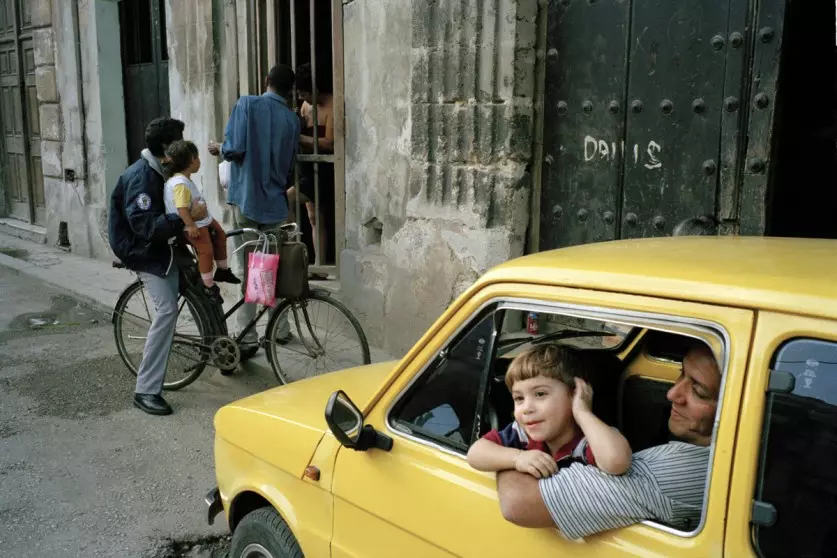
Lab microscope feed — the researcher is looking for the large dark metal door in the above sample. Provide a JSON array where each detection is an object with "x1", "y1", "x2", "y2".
[
  {"x1": 539, "y1": 0, "x2": 779, "y2": 249},
  {"x1": 119, "y1": 0, "x2": 170, "y2": 163},
  {"x1": 0, "y1": 0, "x2": 45, "y2": 225}
]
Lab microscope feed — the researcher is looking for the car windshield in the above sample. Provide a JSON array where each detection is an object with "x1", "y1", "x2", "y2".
[{"x1": 497, "y1": 311, "x2": 635, "y2": 357}]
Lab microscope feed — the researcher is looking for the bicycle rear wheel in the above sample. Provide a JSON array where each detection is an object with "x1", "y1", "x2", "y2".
[
  {"x1": 113, "y1": 280, "x2": 212, "y2": 390},
  {"x1": 263, "y1": 290, "x2": 371, "y2": 384}
]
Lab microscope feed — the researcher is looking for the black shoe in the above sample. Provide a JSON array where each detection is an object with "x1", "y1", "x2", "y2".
[
  {"x1": 239, "y1": 344, "x2": 260, "y2": 362},
  {"x1": 274, "y1": 332, "x2": 292, "y2": 345},
  {"x1": 133, "y1": 393, "x2": 173, "y2": 416},
  {"x1": 214, "y1": 268, "x2": 242, "y2": 284},
  {"x1": 205, "y1": 284, "x2": 224, "y2": 305}
]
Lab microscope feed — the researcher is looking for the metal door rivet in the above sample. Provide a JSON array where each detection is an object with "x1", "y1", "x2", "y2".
[
  {"x1": 729, "y1": 32, "x2": 743, "y2": 48},
  {"x1": 755, "y1": 93, "x2": 770, "y2": 109},
  {"x1": 749, "y1": 159, "x2": 766, "y2": 173},
  {"x1": 692, "y1": 98, "x2": 706, "y2": 114},
  {"x1": 582, "y1": 101, "x2": 593, "y2": 113},
  {"x1": 603, "y1": 211, "x2": 614, "y2": 224},
  {"x1": 703, "y1": 160, "x2": 717, "y2": 175},
  {"x1": 631, "y1": 100, "x2": 643, "y2": 113},
  {"x1": 547, "y1": 47, "x2": 559, "y2": 59},
  {"x1": 577, "y1": 208, "x2": 588, "y2": 222},
  {"x1": 711, "y1": 35, "x2": 725, "y2": 50},
  {"x1": 608, "y1": 100, "x2": 620, "y2": 114},
  {"x1": 759, "y1": 27, "x2": 774, "y2": 43},
  {"x1": 652, "y1": 216, "x2": 666, "y2": 230},
  {"x1": 660, "y1": 100, "x2": 673, "y2": 114},
  {"x1": 626, "y1": 213, "x2": 638, "y2": 226},
  {"x1": 553, "y1": 205, "x2": 563, "y2": 218},
  {"x1": 724, "y1": 96, "x2": 739, "y2": 112},
  {"x1": 557, "y1": 100, "x2": 568, "y2": 115}
]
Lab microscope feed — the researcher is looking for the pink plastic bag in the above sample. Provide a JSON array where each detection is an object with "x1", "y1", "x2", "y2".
[{"x1": 244, "y1": 251, "x2": 280, "y2": 306}]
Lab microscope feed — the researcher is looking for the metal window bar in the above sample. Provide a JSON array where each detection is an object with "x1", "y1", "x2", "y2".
[{"x1": 265, "y1": 0, "x2": 342, "y2": 277}]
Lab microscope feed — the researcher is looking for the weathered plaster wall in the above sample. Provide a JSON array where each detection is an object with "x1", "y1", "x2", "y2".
[
  {"x1": 342, "y1": 0, "x2": 537, "y2": 356},
  {"x1": 165, "y1": 0, "x2": 226, "y2": 228},
  {"x1": 29, "y1": 0, "x2": 125, "y2": 259}
]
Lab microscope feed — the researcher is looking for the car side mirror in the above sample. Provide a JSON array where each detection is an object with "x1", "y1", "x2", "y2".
[{"x1": 325, "y1": 390, "x2": 393, "y2": 452}]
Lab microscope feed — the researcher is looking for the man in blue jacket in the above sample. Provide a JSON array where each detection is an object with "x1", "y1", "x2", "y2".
[
  {"x1": 109, "y1": 117, "x2": 186, "y2": 416},
  {"x1": 209, "y1": 64, "x2": 300, "y2": 358}
]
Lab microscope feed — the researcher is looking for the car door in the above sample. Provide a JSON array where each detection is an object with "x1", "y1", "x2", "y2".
[
  {"x1": 330, "y1": 282, "x2": 754, "y2": 558},
  {"x1": 724, "y1": 312, "x2": 837, "y2": 557}
]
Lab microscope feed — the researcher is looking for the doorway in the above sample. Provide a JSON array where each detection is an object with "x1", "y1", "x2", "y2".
[
  {"x1": 0, "y1": 0, "x2": 45, "y2": 225},
  {"x1": 765, "y1": 0, "x2": 837, "y2": 239},
  {"x1": 119, "y1": 0, "x2": 170, "y2": 164}
]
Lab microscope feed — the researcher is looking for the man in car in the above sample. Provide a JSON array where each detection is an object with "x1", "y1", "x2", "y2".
[{"x1": 496, "y1": 342, "x2": 720, "y2": 539}]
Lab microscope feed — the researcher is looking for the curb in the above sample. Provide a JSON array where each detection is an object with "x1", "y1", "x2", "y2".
[{"x1": 0, "y1": 253, "x2": 115, "y2": 318}]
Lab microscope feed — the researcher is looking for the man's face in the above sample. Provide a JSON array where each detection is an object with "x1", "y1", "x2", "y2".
[{"x1": 666, "y1": 346, "x2": 721, "y2": 446}]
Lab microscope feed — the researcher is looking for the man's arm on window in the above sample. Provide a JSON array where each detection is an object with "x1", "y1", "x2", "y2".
[{"x1": 496, "y1": 470, "x2": 554, "y2": 528}]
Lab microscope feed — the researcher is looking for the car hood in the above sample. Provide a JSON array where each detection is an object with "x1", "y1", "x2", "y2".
[{"x1": 214, "y1": 360, "x2": 398, "y2": 476}]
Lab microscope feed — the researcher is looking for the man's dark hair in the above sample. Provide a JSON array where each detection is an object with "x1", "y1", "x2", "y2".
[
  {"x1": 267, "y1": 64, "x2": 295, "y2": 97},
  {"x1": 145, "y1": 117, "x2": 185, "y2": 157},
  {"x1": 295, "y1": 62, "x2": 333, "y2": 95},
  {"x1": 162, "y1": 140, "x2": 199, "y2": 178}
]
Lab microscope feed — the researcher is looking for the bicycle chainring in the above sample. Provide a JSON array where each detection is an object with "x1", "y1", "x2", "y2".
[{"x1": 210, "y1": 336, "x2": 241, "y2": 371}]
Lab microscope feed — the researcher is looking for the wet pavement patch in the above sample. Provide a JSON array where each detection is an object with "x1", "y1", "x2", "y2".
[
  {"x1": 4, "y1": 354, "x2": 133, "y2": 419},
  {"x1": 0, "y1": 247, "x2": 29, "y2": 260},
  {"x1": 147, "y1": 534, "x2": 231, "y2": 558},
  {"x1": 7, "y1": 294, "x2": 103, "y2": 334},
  {"x1": 0, "y1": 422, "x2": 18, "y2": 439}
]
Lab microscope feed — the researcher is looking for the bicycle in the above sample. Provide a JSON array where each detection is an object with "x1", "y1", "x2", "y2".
[{"x1": 111, "y1": 225, "x2": 371, "y2": 390}]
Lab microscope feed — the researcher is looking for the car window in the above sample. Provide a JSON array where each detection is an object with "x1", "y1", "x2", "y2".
[
  {"x1": 754, "y1": 338, "x2": 837, "y2": 557},
  {"x1": 498, "y1": 310, "x2": 634, "y2": 353},
  {"x1": 390, "y1": 312, "x2": 497, "y2": 453}
]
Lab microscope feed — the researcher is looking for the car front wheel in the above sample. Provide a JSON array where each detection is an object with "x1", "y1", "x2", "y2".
[{"x1": 230, "y1": 506, "x2": 304, "y2": 558}]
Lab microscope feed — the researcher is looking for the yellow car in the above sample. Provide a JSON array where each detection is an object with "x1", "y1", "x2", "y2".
[{"x1": 206, "y1": 236, "x2": 837, "y2": 558}]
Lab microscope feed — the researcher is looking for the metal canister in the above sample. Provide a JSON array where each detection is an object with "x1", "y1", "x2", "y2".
[{"x1": 526, "y1": 312, "x2": 539, "y2": 334}]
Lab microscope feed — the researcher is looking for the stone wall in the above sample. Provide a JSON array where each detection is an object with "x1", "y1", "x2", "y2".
[
  {"x1": 341, "y1": 0, "x2": 538, "y2": 356},
  {"x1": 42, "y1": 0, "x2": 123, "y2": 259}
]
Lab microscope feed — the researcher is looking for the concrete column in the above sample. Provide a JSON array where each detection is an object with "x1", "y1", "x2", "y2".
[
  {"x1": 165, "y1": 0, "x2": 228, "y2": 225},
  {"x1": 80, "y1": 0, "x2": 128, "y2": 202}
]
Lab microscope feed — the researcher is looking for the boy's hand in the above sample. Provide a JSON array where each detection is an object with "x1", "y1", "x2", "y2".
[
  {"x1": 185, "y1": 224, "x2": 199, "y2": 239},
  {"x1": 513, "y1": 450, "x2": 557, "y2": 478},
  {"x1": 572, "y1": 377, "x2": 594, "y2": 417}
]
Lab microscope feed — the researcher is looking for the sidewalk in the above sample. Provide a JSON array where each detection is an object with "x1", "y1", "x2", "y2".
[{"x1": 0, "y1": 232, "x2": 394, "y2": 373}]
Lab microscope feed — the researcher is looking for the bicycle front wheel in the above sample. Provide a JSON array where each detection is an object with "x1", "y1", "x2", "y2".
[
  {"x1": 113, "y1": 280, "x2": 212, "y2": 390},
  {"x1": 264, "y1": 291, "x2": 371, "y2": 384}
]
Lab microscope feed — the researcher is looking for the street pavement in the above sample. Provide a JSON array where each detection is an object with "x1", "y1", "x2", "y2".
[{"x1": 0, "y1": 233, "x2": 393, "y2": 557}]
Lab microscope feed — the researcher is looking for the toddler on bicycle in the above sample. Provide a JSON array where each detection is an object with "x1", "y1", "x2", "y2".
[{"x1": 162, "y1": 140, "x2": 240, "y2": 297}]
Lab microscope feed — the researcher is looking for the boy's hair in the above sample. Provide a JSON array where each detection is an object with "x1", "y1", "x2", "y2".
[
  {"x1": 162, "y1": 140, "x2": 199, "y2": 177},
  {"x1": 145, "y1": 117, "x2": 185, "y2": 157},
  {"x1": 505, "y1": 343, "x2": 591, "y2": 391}
]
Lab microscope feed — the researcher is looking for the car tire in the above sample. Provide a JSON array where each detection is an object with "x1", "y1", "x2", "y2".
[{"x1": 229, "y1": 506, "x2": 304, "y2": 558}]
